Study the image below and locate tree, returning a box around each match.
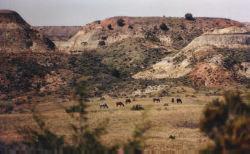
[98,40,106,46]
[185,13,195,21]
[117,18,125,27]
[200,92,250,153]
[107,24,113,30]
[159,23,169,31]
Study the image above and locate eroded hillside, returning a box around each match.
[134,26,250,88]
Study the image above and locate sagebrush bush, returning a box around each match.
[200,92,250,152]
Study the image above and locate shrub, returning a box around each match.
[200,92,250,152]
[98,40,106,46]
[159,23,169,31]
[144,31,160,42]
[94,20,101,24]
[128,25,133,29]
[65,105,83,113]
[111,69,121,78]
[107,24,113,30]
[117,18,125,27]
[26,40,33,48]
[169,135,176,140]
[0,101,13,114]
[131,104,144,111]
[185,13,195,21]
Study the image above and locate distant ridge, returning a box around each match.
[0,9,55,52]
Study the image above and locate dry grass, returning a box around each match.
[0,95,220,151]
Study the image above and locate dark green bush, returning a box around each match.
[98,40,106,46]
[200,92,250,152]
[107,24,113,30]
[159,23,169,31]
[117,18,125,27]
[111,69,121,78]
[185,13,195,21]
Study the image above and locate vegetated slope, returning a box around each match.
[0,10,55,52]
[57,16,242,52]
[96,37,172,76]
[0,52,70,99]
[134,26,250,88]
[35,26,81,41]
[0,48,135,100]
[0,10,125,100]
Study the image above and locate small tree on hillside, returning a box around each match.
[159,23,169,31]
[185,13,195,21]
[117,18,125,27]
[107,24,113,30]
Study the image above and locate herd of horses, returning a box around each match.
[99,97,183,109]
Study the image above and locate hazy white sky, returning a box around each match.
[0,0,249,26]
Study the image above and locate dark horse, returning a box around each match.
[176,98,183,104]
[116,102,125,107]
[125,99,132,104]
[153,98,161,103]
[100,102,109,109]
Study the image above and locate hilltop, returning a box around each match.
[34,26,81,41]
[0,10,55,52]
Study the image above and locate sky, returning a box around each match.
[0,0,250,26]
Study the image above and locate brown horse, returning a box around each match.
[176,98,183,104]
[125,99,132,104]
[116,102,125,107]
[153,98,161,103]
[100,102,109,109]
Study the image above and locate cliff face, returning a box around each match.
[0,10,55,53]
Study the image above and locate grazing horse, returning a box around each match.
[125,99,132,104]
[100,102,109,109]
[171,98,175,103]
[176,98,183,104]
[153,98,161,103]
[116,102,125,107]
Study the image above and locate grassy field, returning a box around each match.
[0,95,222,152]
